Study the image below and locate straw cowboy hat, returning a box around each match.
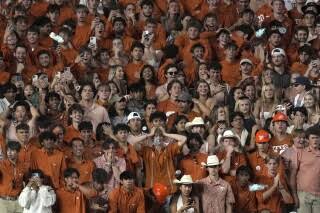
[185,117,205,130]
[201,155,222,167]
[173,175,194,185]
[219,129,240,143]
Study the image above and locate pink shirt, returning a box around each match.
[292,147,320,196]
[82,103,110,132]
[196,176,235,213]
[93,155,126,189]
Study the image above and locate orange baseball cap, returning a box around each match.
[152,183,169,204]
[255,129,271,143]
[272,112,288,122]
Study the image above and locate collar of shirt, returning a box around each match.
[205,176,223,186]
[41,148,56,156]
[120,186,137,196]
[70,156,87,164]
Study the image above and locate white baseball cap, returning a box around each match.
[127,112,141,123]
[271,48,286,57]
[240,58,253,65]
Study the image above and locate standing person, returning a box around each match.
[179,133,208,181]
[64,104,84,144]
[290,126,320,213]
[79,83,110,131]
[248,129,275,180]
[18,169,56,213]
[15,123,39,169]
[169,175,201,213]
[94,139,126,189]
[108,171,145,213]
[281,129,307,168]
[0,141,28,213]
[82,168,109,213]
[56,168,86,213]
[270,112,293,154]
[230,166,257,213]
[256,155,293,213]
[217,129,248,183]
[109,124,140,175]
[67,138,95,184]
[196,155,235,213]
[30,131,67,189]
[135,126,187,193]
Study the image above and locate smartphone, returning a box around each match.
[188,198,194,205]
[64,67,73,81]
[49,32,64,43]
[16,75,22,81]
[90,36,97,45]
[32,75,38,84]
[143,31,151,40]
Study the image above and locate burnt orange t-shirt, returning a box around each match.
[64,125,81,144]
[56,187,86,213]
[255,169,293,213]
[220,59,241,87]
[124,61,144,86]
[116,143,140,173]
[18,141,40,169]
[230,178,257,213]
[180,152,208,181]
[67,157,95,184]
[290,62,308,75]
[140,143,181,193]
[217,150,247,183]
[270,134,293,154]
[157,99,180,113]
[0,159,28,197]
[108,186,145,213]
[30,148,67,189]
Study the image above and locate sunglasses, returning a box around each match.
[168,71,178,76]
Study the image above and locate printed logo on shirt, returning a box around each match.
[256,166,261,171]
[219,186,225,192]
[272,144,289,153]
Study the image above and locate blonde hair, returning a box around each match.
[108,65,124,81]
[234,97,254,118]
[261,84,278,104]
[304,92,320,112]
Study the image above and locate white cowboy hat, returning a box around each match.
[219,130,240,143]
[201,155,221,167]
[173,175,194,185]
[185,117,205,130]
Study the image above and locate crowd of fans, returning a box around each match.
[0,0,320,212]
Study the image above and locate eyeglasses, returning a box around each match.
[176,99,187,103]
[168,71,178,76]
